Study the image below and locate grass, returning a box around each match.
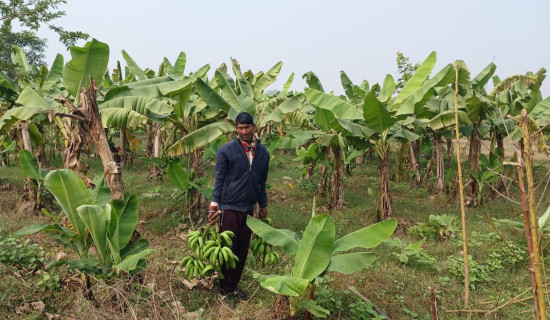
[0,147,549,319]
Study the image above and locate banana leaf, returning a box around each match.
[44,169,92,239]
[42,54,64,93]
[259,94,305,127]
[314,107,336,132]
[167,160,189,191]
[171,52,186,75]
[305,88,362,120]
[12,223,76,238]
[332,218,397,253]
[111,194,138,249]
[247,216,299,254]
[121,49,147,80]
[394,51,436,105]
[258,275,309,297]
[77,204,111,264]
[113,249,155,273]
[19,150,41,181]
[327,252,377,274]
[363,92,395,134]
[99,96,173,122]
[292,214,335,281]
[165,121,235,156]
[62,39,109,104]
[253,61,283,98]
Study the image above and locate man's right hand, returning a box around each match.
[208,210,220,225]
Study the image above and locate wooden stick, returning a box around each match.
[347,286,390,319]
[453,63,470,306]
[429,287,438,320]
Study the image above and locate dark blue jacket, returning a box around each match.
[212,139,269,211]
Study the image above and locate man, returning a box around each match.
[208,112,269,304]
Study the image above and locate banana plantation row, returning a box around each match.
[2,38,550,317]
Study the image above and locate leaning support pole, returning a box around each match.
[453,63,470,306]
[516,150,541,319]
[521,109,547,319]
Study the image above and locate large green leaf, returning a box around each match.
[171,52,187,75]
[259,275,309,297]
[296,300,330,318]
[42,54,64,93]
[340,71,358,104]
[303,71,324,92]
[167,160,189,191]
[363,92,395,134]
[99,108,147,128]
[292,214,335,281]
[379,74,396,102]
[16,87,53,110]
[99,96,172,123]
[336,119,376,138]
[12,223,76,238]
[165,121,235,156]
[282,73,294,96]
[396,64,454,115]
[529,96,550,127]
[11,45,32,73]
[247,216,299,254]
[62,39,110,103]
[194,78,231,113]
[305,88,362,120]
[77,204,111,264]
[254,61,283,98]
[113,248,155,273]
[333,218,397,252]
[215,70,255,118]
[111,194,138,249]
[314,107,335,132]
[472,62,497,89]
[19,149,41,181]
[427,110,472,130]
[121,49,147,80]
[120,239,150,258]
[44,169,92,239]
[327,252,377,274]
[0,107,45,133]
[259,94,305,127]
[395,51,437,105]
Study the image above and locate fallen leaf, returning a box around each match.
[171,300,186,314]
[31,301,45,312]
[181,279,200,290]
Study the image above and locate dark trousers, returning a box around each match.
[219,209,253,294]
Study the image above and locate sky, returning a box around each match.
[36,0,550,96]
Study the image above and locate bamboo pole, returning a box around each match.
[522,109,547,319]
[453,63,470,306]
[517,149,541,319]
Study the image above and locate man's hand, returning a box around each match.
[208,210,220,225]
[259,207,268,220]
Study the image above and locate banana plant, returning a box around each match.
[247,211,397,318]
[13,169,154,275]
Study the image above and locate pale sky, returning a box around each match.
[37,0,550,96]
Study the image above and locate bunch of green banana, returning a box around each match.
[180,227,239,280]
[180,256,215,279]
[250,236,281,266]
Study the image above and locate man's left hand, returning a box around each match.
[259,207,268,220]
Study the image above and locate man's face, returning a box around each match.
[236,123,255,143]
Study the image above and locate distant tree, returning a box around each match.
[0,0,88,75]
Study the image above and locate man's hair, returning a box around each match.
[235,112,254,125]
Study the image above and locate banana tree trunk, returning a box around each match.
[395,142,408,183]
[145,121,153,157]
[330,145,345,210]
[19,122,38,214]
[446,138,453,173]
[408,143,421,187]
[434,135,445,194]
[467,124,481,207]
[120,127,127,165]
[20,122,33,154]
[81,82,124,200]
[378,148,393,220]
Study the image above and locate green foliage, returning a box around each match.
[445,255,492,290]
[408,214,459,241]
[14,169,154,277]
[0,0,88,76]
[36,272,60,291]
[247,209,396,317]
[384,237,437,269]
[0,230,44,270]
